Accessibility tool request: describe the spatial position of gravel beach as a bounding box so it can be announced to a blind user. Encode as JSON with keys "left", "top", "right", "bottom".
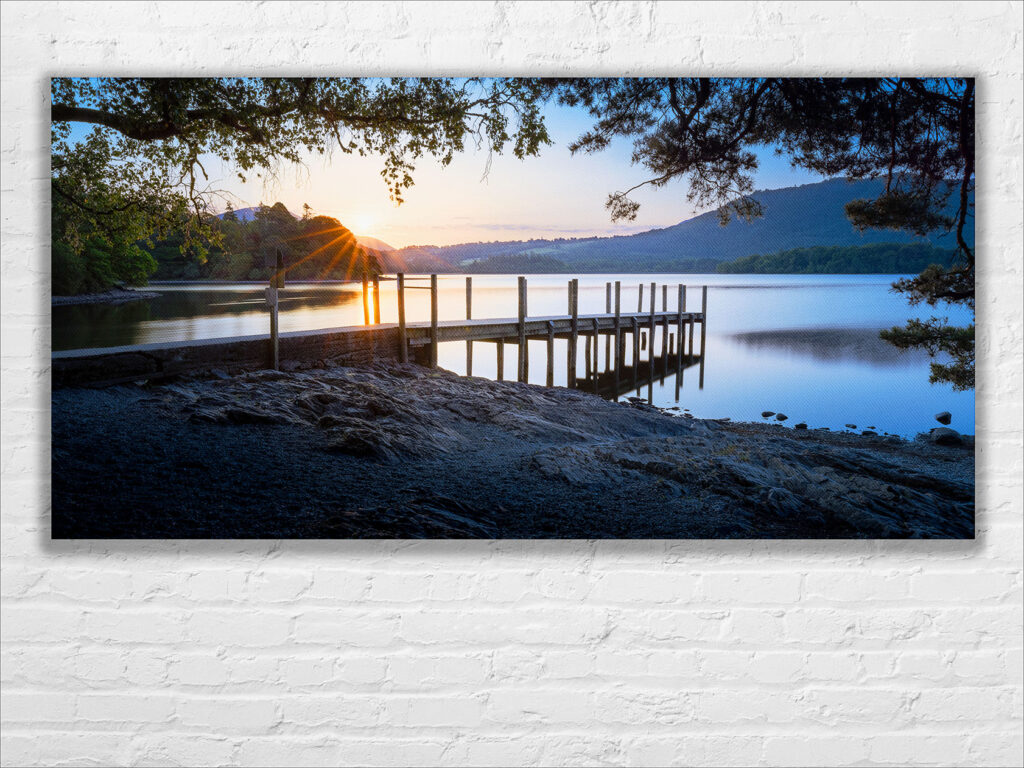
{"left": 51, "top": 363, "right": 974, "bottom": 539}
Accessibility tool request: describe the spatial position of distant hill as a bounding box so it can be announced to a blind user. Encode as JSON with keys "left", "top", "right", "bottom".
{"left": 393, "top": 178, "right": 973, "bottom": 273}
{"left": 217, "top": 206, "right": 260, "bottom": 223}
{"left": 356, "top": 235, "right": 395, "bottom": 252}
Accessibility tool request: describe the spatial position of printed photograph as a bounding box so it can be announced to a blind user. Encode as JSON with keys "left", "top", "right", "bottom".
{"left": 50, "top": 77, "right": 975, "bottom": 538}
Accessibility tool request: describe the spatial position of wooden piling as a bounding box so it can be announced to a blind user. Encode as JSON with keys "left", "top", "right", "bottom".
{"left": 546, "top": 321, "right": 555, "bottom": 387}
{"left": 614, "top": 281, "right": 622, "bottom": 368}
{"left": 517, "top": 276, "right": 527, "bottom": 382}
{"left": 700, "top": 285, "right": 708, "bottom": 357}
{"left": 637, "top": 284, "right": 643, "bottom": 312}
{"left": 662, "top": 284, "right": 668, "bottom": 312}
{"left": 465, "top": 277, "right": 473, "bottom": 376}
{"left": 584, "top": 325, "right": 592, "bottom": 375}
{"left": 632, "top": 315, "right": 640, "bottom": 365}
{"left": 362, "top": 275, "right": 370, "bottom": 325}
{"left": 429, "top": 274, "right": 438, "bottom": 368}
{"left": 397, "top": 273, "right": 408, "bottom": 363}
{"left": 267, "top": 249, "right": 284, "bottom": 370}
{"left": 649, "top": 282, "right": 656, "bottom": 359}
{"left": 677, "top": 284, "right": 685, "bottom": 357}
{"left": 268, "top": 288, "right": 279, "bottom": 371}
{"left": 372, "top": 276, "right": 381, "bottom": 325}
{"left": 592, "top": 317, "right": 600, "bottom": 392}
{"left": 568, "top": 279, "right": 579, "bottom": 387}
{"left": 604, "top": 282, "right": 612, "bottom": 371}
{"left": 632, "top": 317, "right": 640, "bottom": 387}
{"left": 497, "top": 339, "right": 504, "bottom": 381}
{"left": 688, "top": 291, "right": 696, "bottom": 357}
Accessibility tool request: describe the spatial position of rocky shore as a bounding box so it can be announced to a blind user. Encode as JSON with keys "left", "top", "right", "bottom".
{"left": 51, "top": 363, "right": 974, "bottom": 539}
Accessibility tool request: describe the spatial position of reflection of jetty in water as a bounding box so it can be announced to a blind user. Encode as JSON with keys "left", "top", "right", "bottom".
{"left": 573, "top": 344, "right": 705, "bottom": 403}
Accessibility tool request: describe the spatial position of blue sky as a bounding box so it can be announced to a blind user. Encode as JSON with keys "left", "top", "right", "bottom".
{"left": 219, "top": 102, "right": 825, "bottom": 247}
{"left": 64, "top": 95, "right": 826, "bottom": 248}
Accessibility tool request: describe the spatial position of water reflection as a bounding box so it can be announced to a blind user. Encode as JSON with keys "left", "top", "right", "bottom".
{"left": 53, "top": 285, "right": 365, "bottom": 351}
{"left": 730, "top": 326, "right": 930, "bottom": 367}
{"left": 574, "top": 349, "right": 704, "bottom": 403}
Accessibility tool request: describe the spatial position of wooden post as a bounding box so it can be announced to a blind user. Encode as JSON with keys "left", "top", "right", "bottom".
{"left": 632, "top": 317, "right": 640, "bottom": 388}
{"left": 465, "top": 277, "right": 473, "bottom": 376}
{"left": 397, "top": 273, "right": 408, "bottom": 363}
{"left": 584, "top": 322, "right": 592, "bottom": 375}
{"left": 649, "top": 282, "right": 656, "bottom": 362}
{"left": 637, "top": 284, "right": 643, "bottom": 312}
{"left": 517, "top": 276, "right": 527, "bottom": 382}
{"left": 372, "top": 276, "right": 381, "bottom": 324}
{"left": 632, "top": 315, "right": 640, "bottom": 366}
{"left": 267, "top": 248, "right": 284, "bottom": 370}
{"left": 614, "top": 281, "right": 622, "bottom": 368}
{"left": 429, "top": 274, "right": 438, "bottom": 368}
{"left": 592, "top": 317, "right": 600, "bottom": 393}
{"left": 497, "top": 340, "right": 504, "bottom": 381}
{"left": 568, "top": 279, "right": 579, "bottom": 387}
{"left": 546, "top": 321, "right": 555, "bottom": 387}
{"left": 700, "top": 285, "right": 708, "bottom": 357}
{"left": 688, "top": 288, "right": 696, "bottom": 358}
{"left": 604, "top": 282, "right": 612, "bottom": 371}
{"left": 677, "top": 284, "right": 685, "bottom": 357}
{"left": 362, "top": 274, "right": 370, "bottom": 325}
{"left": 267, "top": 286, "right": 279, "bottom": 370}
{"left": 662, "top": 284, "right": 668, "bottom": 312}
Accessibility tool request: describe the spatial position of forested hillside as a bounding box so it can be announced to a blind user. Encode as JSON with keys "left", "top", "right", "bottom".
{"left": 715, "top": 243, "right": 960, "bottom": 274}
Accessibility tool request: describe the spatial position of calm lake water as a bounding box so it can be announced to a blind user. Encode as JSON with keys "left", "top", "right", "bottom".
{"left": 53, "top": 274, "right": 975, "bottom": 437}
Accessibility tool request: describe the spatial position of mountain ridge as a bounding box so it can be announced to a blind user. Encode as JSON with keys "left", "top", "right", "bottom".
{"left": 392, "top": 178, "right": 972, "bottom": 273}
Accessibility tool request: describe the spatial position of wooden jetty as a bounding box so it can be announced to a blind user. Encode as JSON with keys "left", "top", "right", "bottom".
{"left": 393, "top": 275, "right": 707, "bottom": 387}
{"left": 53, "top": 274, "right": 708, "bottom": 390}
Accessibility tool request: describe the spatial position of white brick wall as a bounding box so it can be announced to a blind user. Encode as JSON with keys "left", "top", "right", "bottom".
{"left": 2, "top": 2, "right": 1022, "bottom": 765}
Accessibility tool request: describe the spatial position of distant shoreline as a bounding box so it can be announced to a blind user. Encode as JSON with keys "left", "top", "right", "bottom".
{"left": 52, "top": 287, "right": 161, "bottom": 305}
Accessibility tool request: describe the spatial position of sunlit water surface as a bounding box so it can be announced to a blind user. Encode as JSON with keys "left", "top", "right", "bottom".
{"left": 53, "top": 274, "right": 974, "bottom": 437}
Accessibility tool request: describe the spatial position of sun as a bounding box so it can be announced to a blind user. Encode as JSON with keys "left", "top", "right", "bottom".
{"left": 351, "top": 212, "right": 377, "bottom": 234}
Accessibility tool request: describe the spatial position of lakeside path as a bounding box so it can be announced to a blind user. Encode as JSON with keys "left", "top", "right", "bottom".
{"left": 51, "top": 364, "right": 974, "bottom": 539}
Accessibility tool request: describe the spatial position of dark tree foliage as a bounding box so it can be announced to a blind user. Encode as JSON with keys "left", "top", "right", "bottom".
{"left": 548, "top": 78, "right": 975, "bottom": 389}
{"left": 51, "top": 77, "right": 551, "bottom": 289}
{"left": 148, "top": 203, "right": 383, "bottom": 283}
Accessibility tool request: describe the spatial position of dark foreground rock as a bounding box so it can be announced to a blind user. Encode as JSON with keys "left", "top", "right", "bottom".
{"left": 51, "top": 363, "right": 975, "bottom": 539}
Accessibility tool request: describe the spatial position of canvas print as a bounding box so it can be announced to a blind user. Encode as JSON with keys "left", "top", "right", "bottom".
{"left": 50, "top": 77, "right": 975, "bottom": 538}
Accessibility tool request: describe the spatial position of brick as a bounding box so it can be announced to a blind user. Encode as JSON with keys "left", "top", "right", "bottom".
{"left": 176, "top": 697, "right": 280, "bottom": 731}
{"left": 77, "top": 694, "right": 175, "bottom": 724}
